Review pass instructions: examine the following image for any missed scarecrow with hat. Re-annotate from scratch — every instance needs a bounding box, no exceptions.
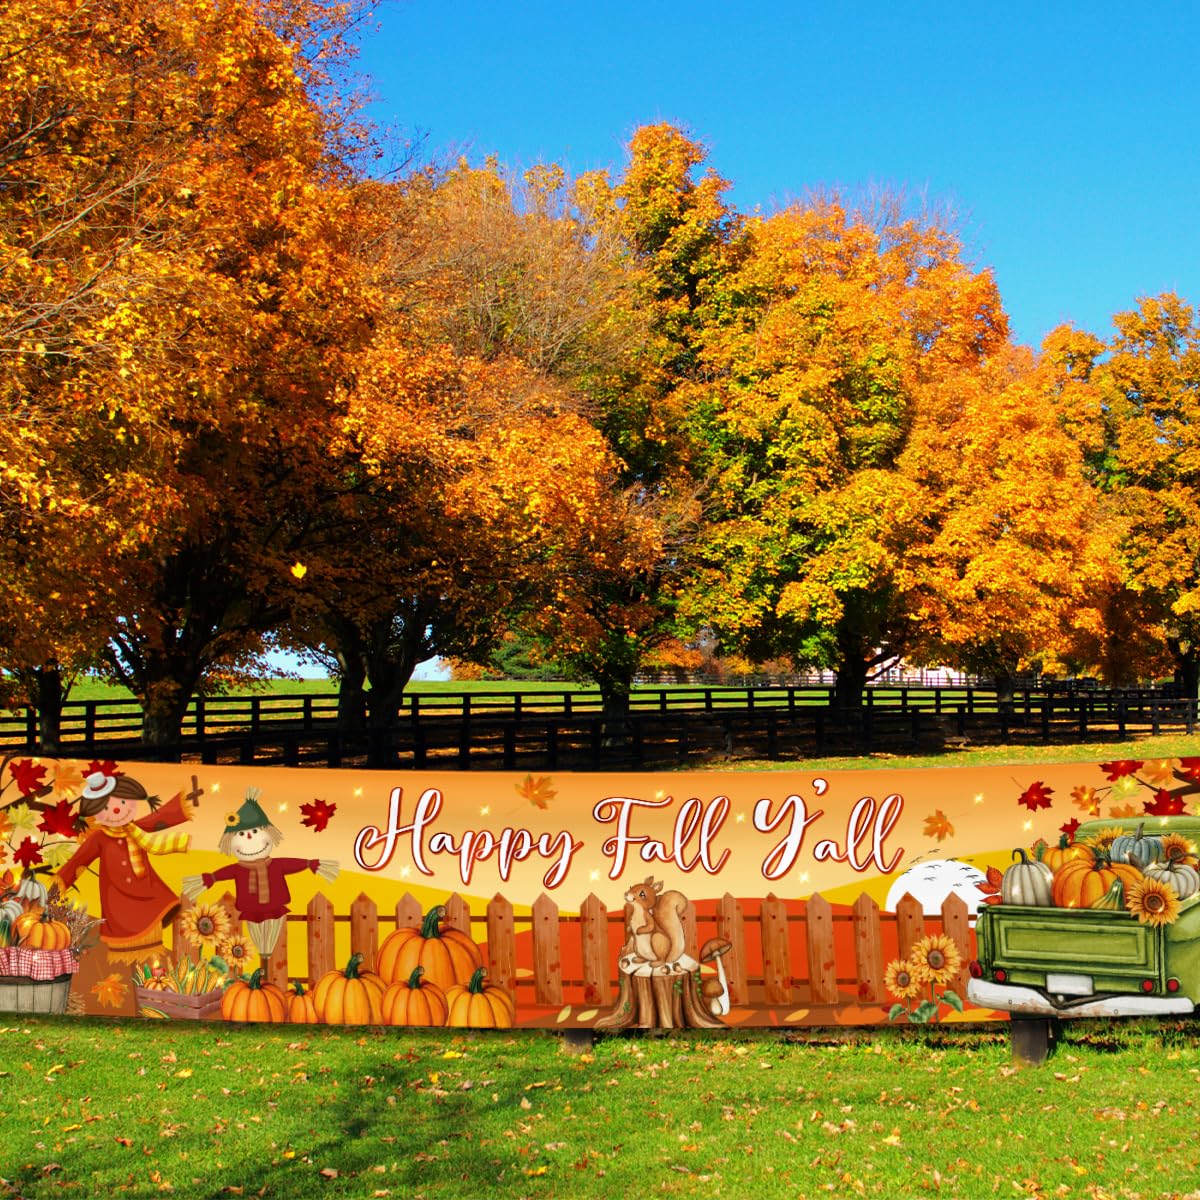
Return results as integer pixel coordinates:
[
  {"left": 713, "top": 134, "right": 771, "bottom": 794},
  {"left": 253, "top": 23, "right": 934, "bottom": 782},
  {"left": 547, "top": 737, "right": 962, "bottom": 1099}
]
[
  {"left": 55, "top": 765, "right": 202, "bottom": 962},
  {"left": 182, "top": 789, "right": 338, "bottom": 961}
]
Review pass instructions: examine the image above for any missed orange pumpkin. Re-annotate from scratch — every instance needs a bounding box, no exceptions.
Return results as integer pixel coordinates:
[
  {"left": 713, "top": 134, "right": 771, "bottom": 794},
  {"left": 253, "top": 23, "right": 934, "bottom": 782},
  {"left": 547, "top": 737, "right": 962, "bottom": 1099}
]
[
  {"left": 221, "top": 968, "right": 287, "bottom": 1022},
  {"left": 313, "top": 952, "right": 386, "bottom": 1025},
  {"left": 445, "top": 968, "right": 514, "bottom": 1029},
  {"left": 376, "top": 906, "right": 483, "bottom": 992},
  {"left": 1052, "top": 856, "right": 1142, "bottom": 909},
  {"left": 382, "top": 967, "right": 449, "bottom": 1027},
  {"left": 1039, "top": 836, "right": 1094, "bottom": 874},
  {"left": 286, "top": 980, "right": 320, "bottom": 1024},
  {"left": 14, "top": 910, "right": 71, "bottom": 951}
]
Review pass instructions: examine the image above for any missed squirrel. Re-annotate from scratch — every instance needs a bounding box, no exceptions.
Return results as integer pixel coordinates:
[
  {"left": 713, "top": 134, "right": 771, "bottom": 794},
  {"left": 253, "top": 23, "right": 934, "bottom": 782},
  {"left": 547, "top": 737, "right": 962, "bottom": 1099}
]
[{"left": 623, "top": 876, "right": 688, "bottom": 966}]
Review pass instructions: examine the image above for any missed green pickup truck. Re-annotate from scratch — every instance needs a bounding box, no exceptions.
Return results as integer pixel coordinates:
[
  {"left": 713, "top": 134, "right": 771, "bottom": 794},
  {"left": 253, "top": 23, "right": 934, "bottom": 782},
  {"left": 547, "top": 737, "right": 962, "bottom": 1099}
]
[{"left": 967, "top": 817, "right": 1200, "bottom": 1020}]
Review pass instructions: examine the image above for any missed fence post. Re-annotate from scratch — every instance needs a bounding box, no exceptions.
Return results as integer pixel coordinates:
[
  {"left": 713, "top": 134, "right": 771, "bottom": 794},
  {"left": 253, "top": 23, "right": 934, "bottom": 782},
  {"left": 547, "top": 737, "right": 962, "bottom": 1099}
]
[
  {"left": 486, "top": 894, "right": 516, "bottom": 999},
  {"left": 172, "top": 897, "right": 201, "bottom": 964},
  {"left": 395, "top": 893, "right": 422, "bottom": 932},
  {"left": 766, "top": 710, "right": 779, "bottom": 760},
  {"left": 717, "top": 892, "right": 747, "bottom": 1007},
  {"left": 852, "top": 893, "right": 884, "bottom": 1003},
  {"left": 503, "top": 725, "right": 516, "bottom": 770},
  {"left": 579, "top": 893, "right": 609, "bottom": 1006},
  {"left": 266, "top": 924, "right": 289, "bottom": 992},
  {"left": 194, "top": 696, "right": 205, "bottom": 741},
  {"left": 940, "top": 893, "right": 972, "bottom": 1002},
  {"left": 805, "top": 893, "right": 838, "bottom": 1005},
  {"left": 306, "top": 892, "right": 336, "bottom": 986},
  {"left": 444, "top": 893, "right": 472, "bottom": 936},
  {"left": 532, "top": 893, "right": 563, "bottom": 1006},
  {"left": 84, "top": 702, "right": 97, "bottom": 745},
  {"left": 546, "top": 722, "right": 558, "bottom": 769},
  {"left": 1041, "top": 700, "right": 1051, "bottom": 743},
  {"left": 760, "top": 894, "right": 791, "bottom": 1005},
  {"left": 350, "top": 893, "right": 379, "bottom": 973},
  {"left": 24, "top": 707, "right": 37, "bottom": 750},
  {"left": 895, "top": 893, "right": 925, "bottom": 963}
]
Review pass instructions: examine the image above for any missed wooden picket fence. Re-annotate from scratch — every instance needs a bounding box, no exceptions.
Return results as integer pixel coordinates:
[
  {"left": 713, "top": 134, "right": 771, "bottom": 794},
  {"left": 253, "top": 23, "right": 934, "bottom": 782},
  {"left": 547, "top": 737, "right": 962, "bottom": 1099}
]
[{"left": 173, "top": 887, "right": 977, "bottom": 1015}]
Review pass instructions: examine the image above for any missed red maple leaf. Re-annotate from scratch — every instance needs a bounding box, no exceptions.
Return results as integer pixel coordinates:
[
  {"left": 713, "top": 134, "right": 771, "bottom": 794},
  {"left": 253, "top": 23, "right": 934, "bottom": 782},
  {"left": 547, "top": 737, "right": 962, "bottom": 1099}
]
[
  {"left": 1144, "top": 789, "right": 1187, "bottom": 816},
  {"left": 299, "top": 798, "right": 336, "bottom": 832},
  {"left": 1017, "top": 781, "right": 1054, "bottom": 811},
  {"left": 977, "top": 865, "right": 1003, "bottom": 896},
  {"left": 37, "top": 800, "right": 80, "bottom": 839},
  {"left": 86, "top": 760, "right": 121, "bottom": 779},
  {"left": 1177, "top": 757, "right": 1200, "bottom": 784},
  {"left": 1099, "top": 760, "right": 1143, "bottom": 781},
  {"left": 12, "top": 838, "right": 43, "bottom": 869},
  {"left": 980, "top": 894, "right": 1003, "bottom": 905},
  {"left": 8, "top": 759, "right": 48, "bottom": 797},
  {"left": 1059, "top": 818, "right": 1081, "bottom": 840}
]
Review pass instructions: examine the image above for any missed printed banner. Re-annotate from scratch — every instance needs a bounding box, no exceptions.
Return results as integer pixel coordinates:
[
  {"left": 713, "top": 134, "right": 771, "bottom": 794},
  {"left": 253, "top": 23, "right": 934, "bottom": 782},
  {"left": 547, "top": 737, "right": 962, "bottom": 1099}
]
[{"left": 1, "top": 754, "right": 1198, "bottom": 1030}]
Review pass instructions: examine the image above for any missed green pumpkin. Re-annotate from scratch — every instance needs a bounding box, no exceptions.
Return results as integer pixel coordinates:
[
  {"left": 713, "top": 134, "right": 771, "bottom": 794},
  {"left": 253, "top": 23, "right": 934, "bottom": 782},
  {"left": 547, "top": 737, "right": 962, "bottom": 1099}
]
[
  {"left": 1092, "top": 879, "right": 1127, "bottom": 911},
  {"left": 1001, "top": 848, "right": 1054, "bottom": 906},
  {"left": 1109, "top": 823, "right": 1164, "bottom": 866}
]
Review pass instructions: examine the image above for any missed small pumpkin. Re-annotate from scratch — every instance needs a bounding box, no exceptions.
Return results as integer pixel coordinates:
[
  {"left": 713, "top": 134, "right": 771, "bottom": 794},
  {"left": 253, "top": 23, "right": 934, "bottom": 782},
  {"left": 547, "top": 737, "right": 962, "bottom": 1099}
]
[
  {"left": 445, "top": 968, "right": 514, "bottom": 1029},
  {"left": 313, "top": 952, "right": 386, "bottom": 1025},
  {"left": 220, "top": 968, "right": 287, "bottom": 1022},
  {"left": 0, "top": 897, "right": 23, "bottom": 924},
  {"left": 285, "top": 980, "right": 321, "bottom": 1024},
  {"left": 14, "top": 909, "right": 71, "bottom": 950},
  {"left": 1001, "top": 848, "right": 1054, "bottom": 906},
  {"left": 15, "top": 874, "right": 48, "bottom": 906},
  {"left": 1038, "top": 836, "right": 1094, "bottom": 874},
  {"left": 1144, "top": 849, "right": 1200, "bottom": 900},
  {"left": 1092, "top": 879, "right": 1127, "bottom": 911},
  {"left": 1052, "top": 856, "right": 1142, "bottom": 909},
  {"left": 376, "top": 905, "right": 484, "bottom": 992},
  {"left": 382, "top": 966, "right": 449, "bottom": 1027},
  {"left": 1110, "top": 823, "right": 1164, "bottom": 866}
]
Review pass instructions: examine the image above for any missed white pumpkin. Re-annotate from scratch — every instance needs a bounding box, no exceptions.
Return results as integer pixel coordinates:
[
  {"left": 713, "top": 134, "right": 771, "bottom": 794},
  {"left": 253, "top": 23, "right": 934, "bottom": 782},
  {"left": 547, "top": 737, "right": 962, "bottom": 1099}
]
[
  {"left": 1001, "top": 847, "right": 1055, "bottom": 906},
  {"left": 15, "top": 874, "right": 48, "bottom": 906},
  {"left": 1144, "top": 852, "right": 1200, "bottom": 900}
]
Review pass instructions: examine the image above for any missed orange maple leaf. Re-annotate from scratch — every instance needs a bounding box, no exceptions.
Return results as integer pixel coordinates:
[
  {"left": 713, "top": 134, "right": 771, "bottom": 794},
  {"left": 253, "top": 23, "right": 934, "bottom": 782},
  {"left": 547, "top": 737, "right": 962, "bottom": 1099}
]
[
  {"left": 1108, "top": 803, "right": 1140, "bottom": 818},
  {"left": 515, "top": 774, "right": 556, "bottom": 810},
  {"left": 1140, "top": 759, "right": 1176, "bottom": 787},
  {"left": 1071, "top": 786, "right": 1101, "bottom": 816},
  {"left": 53, "top": 762, "right": 85, "bottom": 798},
  {"left": 91, "top": 974, "right": 127, "bottom": 1009},
  {"left": 923, "top": 809, "right": 954, "bottom": 841}
]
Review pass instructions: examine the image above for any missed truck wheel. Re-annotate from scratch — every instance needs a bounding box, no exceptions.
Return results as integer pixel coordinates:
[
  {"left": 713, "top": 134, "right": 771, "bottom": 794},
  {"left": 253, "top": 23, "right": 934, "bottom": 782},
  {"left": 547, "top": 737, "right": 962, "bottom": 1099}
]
[{"left": 1010, "top": 1016, "right": 1059, "bottom": 1066}]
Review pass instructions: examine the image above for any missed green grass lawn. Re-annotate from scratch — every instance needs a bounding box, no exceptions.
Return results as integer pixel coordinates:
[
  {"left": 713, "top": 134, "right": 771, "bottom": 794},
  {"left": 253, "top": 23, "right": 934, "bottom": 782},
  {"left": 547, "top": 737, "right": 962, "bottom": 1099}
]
[{"left": 2, "top": 1019, "right": 1199, "bottom": 1199}]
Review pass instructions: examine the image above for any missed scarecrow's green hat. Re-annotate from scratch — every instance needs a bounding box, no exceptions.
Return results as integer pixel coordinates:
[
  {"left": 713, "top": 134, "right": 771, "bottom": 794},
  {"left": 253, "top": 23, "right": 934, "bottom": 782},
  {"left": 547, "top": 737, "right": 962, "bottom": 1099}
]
[{"left": 224, "top": 789, "right": 270, "bottom": 833}]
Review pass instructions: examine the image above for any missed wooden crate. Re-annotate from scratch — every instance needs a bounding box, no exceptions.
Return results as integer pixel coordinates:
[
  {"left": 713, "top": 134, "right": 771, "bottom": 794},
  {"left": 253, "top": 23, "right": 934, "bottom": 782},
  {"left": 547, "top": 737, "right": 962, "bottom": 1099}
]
[
  {"left": 0, "top": 973, "right": 72, "bottom": 1015},
  {"left": 135, "top": 986, "right": 224, "bottom": 1020}
]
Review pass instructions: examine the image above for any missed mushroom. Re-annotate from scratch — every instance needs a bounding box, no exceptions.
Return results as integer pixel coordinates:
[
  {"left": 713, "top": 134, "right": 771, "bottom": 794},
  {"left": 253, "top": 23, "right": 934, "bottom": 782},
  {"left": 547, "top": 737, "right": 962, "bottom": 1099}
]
[{"left": 699, "top": 937, "right": 733, "bottom": 1016}]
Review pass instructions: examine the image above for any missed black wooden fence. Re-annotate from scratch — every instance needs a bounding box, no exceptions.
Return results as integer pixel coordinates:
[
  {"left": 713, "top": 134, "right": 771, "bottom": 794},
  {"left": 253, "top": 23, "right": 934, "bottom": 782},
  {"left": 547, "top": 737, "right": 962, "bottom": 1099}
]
[{"left": 1, "top": 683, "right": 1196, "bottom": 769}]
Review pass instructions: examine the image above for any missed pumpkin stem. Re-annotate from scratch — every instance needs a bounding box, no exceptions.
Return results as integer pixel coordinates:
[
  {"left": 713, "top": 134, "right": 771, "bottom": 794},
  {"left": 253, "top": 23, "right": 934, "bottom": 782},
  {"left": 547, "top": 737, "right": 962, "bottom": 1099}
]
[
  {"left": 246, "top": 967, "right": 265, "bottom": 989},
  {"left": 420, "top": 906, "right": 447, "bottom": 939},
  {"left": 1012, "top": 848, "right": 1031, "bottom": 864},
  {"left": 467, "top": 966, "right": 488, "bottom": 994},
  {"left": 344, "top": 952, "right": 365, "bottom": 979},
  {"left": 291, "top": 980, "right": 307, "bottom": 997},
  {"left": 407, "top": 966, "right": 426, "bottom": 990}
]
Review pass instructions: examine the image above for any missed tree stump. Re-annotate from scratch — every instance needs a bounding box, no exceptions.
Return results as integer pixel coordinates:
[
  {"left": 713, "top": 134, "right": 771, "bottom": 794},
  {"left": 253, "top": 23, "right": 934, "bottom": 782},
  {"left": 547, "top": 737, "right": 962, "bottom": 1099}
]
[{"left": 594, "top": 955, "right": 725, "bottom": 1032}]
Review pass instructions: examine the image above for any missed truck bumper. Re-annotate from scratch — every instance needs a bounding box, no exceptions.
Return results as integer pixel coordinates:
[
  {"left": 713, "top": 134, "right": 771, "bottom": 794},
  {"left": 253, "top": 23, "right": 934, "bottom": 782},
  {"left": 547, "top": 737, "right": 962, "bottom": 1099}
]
[{"left": 967, "top": 978, "right": 1195, "bottom": 1019}]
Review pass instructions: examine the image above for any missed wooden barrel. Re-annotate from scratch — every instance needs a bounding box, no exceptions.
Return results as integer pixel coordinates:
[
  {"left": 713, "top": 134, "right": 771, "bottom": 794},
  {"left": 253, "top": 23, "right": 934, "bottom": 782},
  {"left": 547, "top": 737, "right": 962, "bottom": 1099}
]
[{"left": 0, "top": 973, "right": 72, "bottom": 1015}]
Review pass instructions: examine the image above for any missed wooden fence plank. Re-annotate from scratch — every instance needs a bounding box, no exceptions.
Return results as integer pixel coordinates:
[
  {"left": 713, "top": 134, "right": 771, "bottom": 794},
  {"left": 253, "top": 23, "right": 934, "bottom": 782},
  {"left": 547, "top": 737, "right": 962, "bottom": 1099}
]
[
  {"left": 265, "top": 930, "right": 288, "bottom": 992},
  {"left": 579, "top": 893, "right": 609, "bottom": 1006},
  {"left": 760, "top": 894, "right": 791, "bottom": 1004},
  {"left": 805, "top": 893, "right": 838, "bottom": 1005},
  {"left": 941, "top": 892, "right": 972, "bottom": 1000},
  {"left": 306, "top": 892, "right": 335, "bottom": 986},
  {"left": 486, "top": 894, "right": 516, "bottom": 997},
  {"left": 531, "top": 893, "right": 563, "bottom": 1006},
  {"left": 895, "top": 893, "right": 925, "bottom": 962},
  {"left": 444, "top": 893, "right": 472, "bottom": 937},
  {"left": 395, "top": 893, "right": 422, "bottom": 932},
  {"left": 350, "top": 893, "right": 379, "bottom": 972},
  {"left": 681, "top": 898, "right": 698, "bottom": 962},
  {"left": 852, "top": 893, "right": 884, "bottom": 1003},
  {"left": 716, "top": 893, "right": 747, "bottom": 1006},
  {"left": 171, "top": 898, "right": 199, "bottom": 965}
]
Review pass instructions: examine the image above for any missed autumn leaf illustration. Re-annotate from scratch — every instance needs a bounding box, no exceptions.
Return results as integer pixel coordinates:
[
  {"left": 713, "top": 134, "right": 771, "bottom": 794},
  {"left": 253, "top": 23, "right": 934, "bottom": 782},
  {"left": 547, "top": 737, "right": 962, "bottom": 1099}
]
[
  {"left": 1144, "top": 788, "right": 1187, "bottom": 817},
  {"left": 91, "top": 974, "right": 127, "bottom": 1009},
  {"left": 12, "top": 837, "right": 43, "bottom": 869},
  {"left": 1059, "top": 818, "right": 1081, "bottom": 840},
  {"left": 1177, "top": 758, "right": 1200, "bottom": 785},
  {"left": 1017, "top": 781, "right": 1054, "bottom": 811},
  {"left": 1099, "top": 760, "right": 1143, "bottom": 782},
  {"left": 37, "top": 800, "right": 81, "bottom": 839},
  {"left": 7, "top": 759, "right": 48, "bottom": 798},
  {"left": 923, "top": 810, "right": 954, "bottom": 841},
  {"left": 1071, "top": 786, "right": 1101, "bottom": 816},
  {"left": 299, "top": 798, "right": 336, "bottom": 832},
  {"left": 977, "top": 866, "right": 1003, "bottom": 905},
  {"left": 5, "top": 803, "right": 36, "bottom": 832},
  {"left": 516, "top": 775, "right": 556, "bottom": 810},
  {"left": 1140, "top": 759, "right": 1176, "bottom": 787},
  {"left": 53, "top": 762, "right": 85, "bottom": 797},
  {"left": 1109, "top": 803, "right": 1140, "bottom": 818},
  {"left": 85, "top": 760, "right": 121, "bottom": 780}
]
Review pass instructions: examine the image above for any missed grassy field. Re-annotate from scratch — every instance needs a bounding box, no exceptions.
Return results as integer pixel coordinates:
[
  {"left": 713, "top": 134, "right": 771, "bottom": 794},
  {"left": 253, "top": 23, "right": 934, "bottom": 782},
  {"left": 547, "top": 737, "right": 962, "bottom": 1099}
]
[{"left": 1, "top": 1019, "right": 1199, "bottom": 1199}]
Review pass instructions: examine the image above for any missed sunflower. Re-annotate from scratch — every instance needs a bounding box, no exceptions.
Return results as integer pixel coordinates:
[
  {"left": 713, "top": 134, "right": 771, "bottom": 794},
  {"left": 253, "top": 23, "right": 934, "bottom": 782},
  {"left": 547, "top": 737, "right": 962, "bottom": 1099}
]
[
  {"left": 884, "top": 958, "right": 922, "bottom": 1001},
  {"left": 178, "top": 903, "right": 233, "bottom": 953},
  {"left": 1084, "top": 826, "right": 1126, "bottom": 857},
  {"left": 220, "top": 932, "right": 254, "bottom": 971},
  {"left": 909, "top": 934, "right": 962, "bottom": 986},
  {"left": 1160, "top": 833, "right": 1198, "bottom": 865},
  {"left": 1125, "top": 877, "right": 1182, "bottom": 927}
]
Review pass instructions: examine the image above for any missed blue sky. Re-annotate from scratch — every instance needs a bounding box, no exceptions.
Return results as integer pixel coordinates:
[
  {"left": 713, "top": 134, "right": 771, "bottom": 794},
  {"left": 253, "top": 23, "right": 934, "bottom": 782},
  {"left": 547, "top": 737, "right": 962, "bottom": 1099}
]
[{"left": 353, "top": 0, "right": 1198, "bottom": 349}]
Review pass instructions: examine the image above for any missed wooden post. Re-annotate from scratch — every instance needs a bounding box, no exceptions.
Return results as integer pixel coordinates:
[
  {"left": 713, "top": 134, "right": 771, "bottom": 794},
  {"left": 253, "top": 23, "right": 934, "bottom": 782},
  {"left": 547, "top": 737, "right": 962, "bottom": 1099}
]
[
  {"left": 395, "top": 892, "right": 423, "bottom": 932},
  {"left": 349, "top": 893, "right": 379, "bottom": 973},
  {"left": 716, "top": 892, "right": 747, "bottom": 1006},
  {"left": 444, "top": 893, "right": 472, "bottom": 936},
  {"left": 940, "top": 892, "right": 972, "bottom": 1001},
  {"left": 486, "top": 894, "right": 516, "bottom": 998},
  {"left": 579, "top": 893, "right": 609, "bottom": 1006},
  {"left": 805, "top": 893, "right": 838, "bottom": 1004},
  {"left": 532, "top": 894, "right": 563, "bottom": 1006},
  {"left": 895, "top": 893, "right": 925, "bottom": 963},
  {"left": 760, "top": 894, "right": 791, "bottom": 1005},
  {"left": 680, "top": 898, "right": 698, "bottom": 962},
  {"left": 852, "top": 893, "right": 884, "bottom": 1003},
  {"left": 265, "top": 927, "right": 288, "bottom": 992},
  {"left": 306, "top": 892, "right": 336, "bottom": 986}
]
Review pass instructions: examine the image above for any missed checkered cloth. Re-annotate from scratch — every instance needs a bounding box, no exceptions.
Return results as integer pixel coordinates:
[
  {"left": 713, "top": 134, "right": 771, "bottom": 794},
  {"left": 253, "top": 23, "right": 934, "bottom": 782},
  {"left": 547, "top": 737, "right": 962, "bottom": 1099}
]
[{"left": 0, "top": 946, "right": 79, "bottom": 980}]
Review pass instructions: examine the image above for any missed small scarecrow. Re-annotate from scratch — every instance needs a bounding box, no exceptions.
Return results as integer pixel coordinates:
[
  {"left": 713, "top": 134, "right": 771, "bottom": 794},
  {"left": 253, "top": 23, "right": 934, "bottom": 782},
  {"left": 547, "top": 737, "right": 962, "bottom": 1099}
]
[
  {"left": 182, "top": 789, "right": 338, "bottom": 961},
  {"left": 55, "top": 766, "right": 201, "bottom": 963}
]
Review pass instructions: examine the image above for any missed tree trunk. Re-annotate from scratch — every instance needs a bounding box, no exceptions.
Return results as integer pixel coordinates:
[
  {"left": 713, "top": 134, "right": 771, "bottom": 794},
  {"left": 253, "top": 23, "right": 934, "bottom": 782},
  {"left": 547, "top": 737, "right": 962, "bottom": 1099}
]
[
  {"left": 335, "top": 654, "right": 367, "bottom": 733},
  {"left": 141, "top": 691, "right": 191, "bottom": 755},
  {"left": 1173, "top": 645, "right": 1199, "bottom": 700},
  {"left": 598, "top": 674, "right": 633, "bottom": 746},
  {"left": 831, "top": 650, "right": 870, "bottom": 715},
  {"left": 35, "top": 665, "right": 66, "bottom": 753}
]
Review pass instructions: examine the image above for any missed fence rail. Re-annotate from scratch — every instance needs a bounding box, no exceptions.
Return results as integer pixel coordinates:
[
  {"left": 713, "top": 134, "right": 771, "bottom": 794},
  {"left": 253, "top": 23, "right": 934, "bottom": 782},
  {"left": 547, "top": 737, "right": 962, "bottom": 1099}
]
[{"left": 173, "top": 887, "right": 977, "bottom": 1018}]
